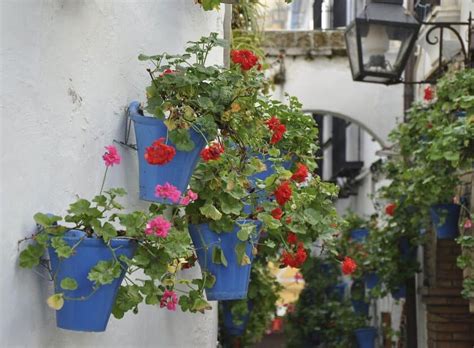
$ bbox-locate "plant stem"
[99,166,109,195]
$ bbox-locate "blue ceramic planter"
[48,230,136,332]
[350,228,369,242]
[364,272,380,290]
[354,327,377,348]
[129,101,206,203]
[351,300,369,316]
[326,283,346,300]
[430,203,461,239]
[188,220,261,300]
[399,237,417,261]
[391,285,406,300]
[222,301,253,336]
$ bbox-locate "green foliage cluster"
[285,258,365,348]
[379,69,474,297]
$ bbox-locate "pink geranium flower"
[145,216,171,238]
[102,145,121,167]
[160,290,178,311]
[155,183,181,203]
[464,219,472,229]
[179,190,199,206]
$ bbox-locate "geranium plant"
[19,145,214,331]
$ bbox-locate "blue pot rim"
[130,114,165,126]
[51,229,136,248]
[354,327,377,334]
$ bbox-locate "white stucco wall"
[0,1,224,347]
[272,56,404,146]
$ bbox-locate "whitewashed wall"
[0,1,224,347]
[271,56,404,146]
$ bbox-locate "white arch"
[271,56,404,147]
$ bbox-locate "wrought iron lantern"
[345,0,421,84]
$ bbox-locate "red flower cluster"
[231,49,259,71]
[424,86,434,101]
[265,116,286,145]
[271,207,283,220]
[281,235,307,268]
[200,143,224,162]
[274,181,292,206]
[385,203,396,216]
[287,232,298,245]
[291,163,309,183]
[144,138,176,165]
[341,256,357,275]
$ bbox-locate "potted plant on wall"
[19,146,213,331]
[131,33,265,203]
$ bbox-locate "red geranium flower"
[144,138,176,165]
[200,143,224,162]
[265,116,286,145]
[274,181,292,206]
[424,86,434,101]
[291,163,309,183]
[281,244,307,268]
[385,203,396,216]
[341,256,357,275]
[159,69,175,77]
[231,49,259,71]
[287,232,298,245]
[285,216,292,224]
[271,207,284,220]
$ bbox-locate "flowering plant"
[19,145,214,317]
[138,33,266,152]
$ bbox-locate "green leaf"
[51,237,74,258]
[60,277,78,291]
[200,203,222,221]
[47,293,64,310]
[34,213,61,227]
[304,208,321,225]
[235,242,250,266]
[236,223,255,242]
[258,212,282,230]
[92,221,117,242]
[168,128,195,151]
[220,195,243,215]
[88,261,122,286]
[191,298,212,313]
[19,244,45,268]
[212,246,228,267]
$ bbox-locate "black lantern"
[345,0,421,84]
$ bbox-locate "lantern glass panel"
[345,23,360,78]
[359,22,417,77]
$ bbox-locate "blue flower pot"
[48,230,137,332]
[350,228,369,242]
[391,285,406,300]
[351,300,369,316]
[326,283,346,300]
[364,272,380,290]
[354,327,377,348]
[188,220,261,300]
[222,301,253,336]
[399,237,417,261]
[430,203,461,239]
[129,101,206,204]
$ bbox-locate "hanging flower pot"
[391,285,406,300]
[399,236,417,261]
[222,301,253,336]
[48,230,137,332]
[354,327,377,348]
[188,220,261,300]
[430,203,461,239]
[364,272,380,290]
[351,300,369,316]
[350,228,369,242]
[326,283,347,301]
[129,101,206,203]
